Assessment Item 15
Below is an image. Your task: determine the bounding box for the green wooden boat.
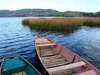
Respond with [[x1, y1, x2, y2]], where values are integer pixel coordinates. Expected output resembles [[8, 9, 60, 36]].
[[0, 57, 41, 75]]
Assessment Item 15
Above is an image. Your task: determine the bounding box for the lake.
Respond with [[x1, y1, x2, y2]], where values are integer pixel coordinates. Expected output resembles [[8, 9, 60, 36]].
[[0, 17, 37, 64], [0, 17, 100, 69]]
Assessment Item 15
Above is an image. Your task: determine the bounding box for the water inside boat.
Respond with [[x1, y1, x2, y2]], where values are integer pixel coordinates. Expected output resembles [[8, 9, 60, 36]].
[[1, 57, 40, 75]]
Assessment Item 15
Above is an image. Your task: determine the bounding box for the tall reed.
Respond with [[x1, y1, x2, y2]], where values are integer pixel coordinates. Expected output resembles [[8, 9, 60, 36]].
[[22, 17, 100, 33]]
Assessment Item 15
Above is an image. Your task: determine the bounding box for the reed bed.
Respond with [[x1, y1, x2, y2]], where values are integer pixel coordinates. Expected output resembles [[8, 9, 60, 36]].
[[22, 17, 100, 33]]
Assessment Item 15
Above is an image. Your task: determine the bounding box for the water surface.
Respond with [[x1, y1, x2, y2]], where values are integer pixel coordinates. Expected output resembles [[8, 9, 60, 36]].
[[0, 17, 37, 63], [0, 17, 100, 69]]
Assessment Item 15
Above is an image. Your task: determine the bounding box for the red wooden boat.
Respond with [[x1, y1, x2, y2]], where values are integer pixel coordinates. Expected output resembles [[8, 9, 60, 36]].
[[35, 36, 100, 75]]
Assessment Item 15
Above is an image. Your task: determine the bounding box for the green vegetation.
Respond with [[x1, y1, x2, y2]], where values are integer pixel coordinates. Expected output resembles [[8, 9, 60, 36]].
[[0, 9, 100, 17], [22, 17, 100, 33]]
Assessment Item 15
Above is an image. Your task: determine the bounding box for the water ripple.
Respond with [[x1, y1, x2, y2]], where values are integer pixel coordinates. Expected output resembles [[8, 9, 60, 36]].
[[0, 17, 36, 64]]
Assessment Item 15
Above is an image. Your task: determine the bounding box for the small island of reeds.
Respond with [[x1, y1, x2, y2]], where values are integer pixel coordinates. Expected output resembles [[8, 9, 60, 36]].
[[22, 17, 100, 33]]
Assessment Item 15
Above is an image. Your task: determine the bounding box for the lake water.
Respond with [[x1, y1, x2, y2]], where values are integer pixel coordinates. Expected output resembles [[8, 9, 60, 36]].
[[0, 17, 100, 69], [0, 17, 37, 64]]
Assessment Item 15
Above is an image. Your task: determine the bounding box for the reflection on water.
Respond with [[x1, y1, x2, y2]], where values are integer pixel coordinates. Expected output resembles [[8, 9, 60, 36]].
[[0, 17, 37, 64], [44, 27, 100, 69]]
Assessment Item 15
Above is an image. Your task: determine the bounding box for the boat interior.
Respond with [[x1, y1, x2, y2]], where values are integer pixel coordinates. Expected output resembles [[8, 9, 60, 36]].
[[1, 57, 40, 75]]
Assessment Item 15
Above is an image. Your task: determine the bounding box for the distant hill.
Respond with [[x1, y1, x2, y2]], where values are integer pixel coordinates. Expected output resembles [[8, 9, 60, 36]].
[[0, 9, 100, 17]]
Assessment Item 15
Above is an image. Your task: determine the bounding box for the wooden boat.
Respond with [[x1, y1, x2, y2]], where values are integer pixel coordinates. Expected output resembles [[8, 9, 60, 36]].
[[35, 36, 100, 75], [0, 56, 41, 75]]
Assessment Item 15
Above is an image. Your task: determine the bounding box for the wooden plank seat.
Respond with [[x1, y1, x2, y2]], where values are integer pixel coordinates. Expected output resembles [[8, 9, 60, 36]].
[[36, 38, 50, 44], [37, 43, 56, 47], [47, 61, 86, 73], [51, 69, 75, 75]]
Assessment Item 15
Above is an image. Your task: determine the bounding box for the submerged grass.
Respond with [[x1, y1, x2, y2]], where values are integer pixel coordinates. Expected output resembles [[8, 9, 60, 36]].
[[22, 17, 100, 33]]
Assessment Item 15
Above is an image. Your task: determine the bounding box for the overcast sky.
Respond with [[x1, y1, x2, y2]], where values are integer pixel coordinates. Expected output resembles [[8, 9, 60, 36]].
[[0, 0, 100, 12]]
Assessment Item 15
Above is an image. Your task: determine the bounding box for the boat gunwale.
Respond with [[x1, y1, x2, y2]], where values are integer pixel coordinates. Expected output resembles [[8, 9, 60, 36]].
[[35, 39, 51, 75]]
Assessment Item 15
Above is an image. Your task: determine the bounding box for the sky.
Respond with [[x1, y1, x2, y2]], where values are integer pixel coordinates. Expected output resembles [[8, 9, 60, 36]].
[[0, 0, 100, 12]]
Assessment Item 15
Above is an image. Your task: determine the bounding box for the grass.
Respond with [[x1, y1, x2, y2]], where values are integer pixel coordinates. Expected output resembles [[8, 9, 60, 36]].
[[22, 17, 100, 33]]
